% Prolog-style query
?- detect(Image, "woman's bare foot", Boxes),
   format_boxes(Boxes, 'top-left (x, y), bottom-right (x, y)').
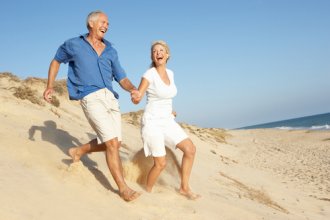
top-left (145, 185), bottom-right (153, 193)
top-left (120, 188), bottom-right (141, 202)
top-left (68, 147), bottom-right (82, 162)
top-left (179, 188), bottom-right (201, 200)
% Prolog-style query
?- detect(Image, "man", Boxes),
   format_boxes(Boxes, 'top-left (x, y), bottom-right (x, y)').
top-left (43, 10), bottom-right (140, 201)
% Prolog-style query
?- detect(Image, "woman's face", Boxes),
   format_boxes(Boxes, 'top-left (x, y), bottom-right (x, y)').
top-left (152, 44), bottom-right (169, 67)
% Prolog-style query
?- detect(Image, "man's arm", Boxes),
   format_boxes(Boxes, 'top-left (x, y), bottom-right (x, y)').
top-left (119, 77), bottom-right (137, 92)
top-left (43, 59), bottom-right (60, 103)
top-left (119, 77), bottom-right (141, 101)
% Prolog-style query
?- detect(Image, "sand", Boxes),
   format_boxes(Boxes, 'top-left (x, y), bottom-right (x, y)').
top-left (0, 73), bottom-right (329, 220)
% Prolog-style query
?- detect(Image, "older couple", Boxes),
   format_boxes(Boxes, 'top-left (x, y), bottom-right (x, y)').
top-left (44, 10), bottom-right (199, 201)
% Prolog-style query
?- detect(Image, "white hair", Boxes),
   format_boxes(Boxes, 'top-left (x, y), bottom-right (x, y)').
top-left (86, 10), bottom-right (105, 30)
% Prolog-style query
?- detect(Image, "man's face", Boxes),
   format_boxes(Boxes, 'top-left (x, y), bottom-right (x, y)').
top-left (90, 13), bottom-right (109, 39)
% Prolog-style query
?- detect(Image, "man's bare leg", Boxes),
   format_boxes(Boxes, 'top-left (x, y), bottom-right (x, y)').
top-left (104, 138), bottom-right (140, 201)
top-left (176, 138), bottom-right (200, 200)
top-left (68, 138), bottom-right (139, 201)
top-left (68, 138), bottom-right (105, 162)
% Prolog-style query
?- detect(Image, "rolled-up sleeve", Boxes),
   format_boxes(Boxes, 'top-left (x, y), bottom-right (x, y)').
top-left (110, 49), bottom-right (127, 82)
top-left (54, 40), bottom-right (73, 64)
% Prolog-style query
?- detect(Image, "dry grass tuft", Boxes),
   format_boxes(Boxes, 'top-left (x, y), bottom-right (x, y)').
top-left (219, 172), bottom-right (289, 213)
top-left (0, 72), bottom-right (21, 82)
top-left (13, 86), bottom-right (45, 106)
top-left (180, 123), bottom-right (229, 143)
top-left (122, 110), bottom-right (144, 126)
top-left (24, 77), bottom-right (47, 84)
top-left (53, 79), bottom-right (67, 96)
top-left (50, 95), bottom-right (60, 107)
top-left (23, 77), bottom-right (67, 96)
top-left (1, 73), bottom-right (64, 107)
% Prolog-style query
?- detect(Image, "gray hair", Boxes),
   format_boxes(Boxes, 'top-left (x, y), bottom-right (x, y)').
top-left (86, 10), bottom-right (105, 30)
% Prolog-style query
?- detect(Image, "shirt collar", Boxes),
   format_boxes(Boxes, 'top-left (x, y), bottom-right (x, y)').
top-left (80, 33), bottom-right (112, 47)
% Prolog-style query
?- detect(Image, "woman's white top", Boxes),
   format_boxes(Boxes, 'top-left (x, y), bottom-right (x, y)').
top-left (142, 67), bottom-right (177, 121)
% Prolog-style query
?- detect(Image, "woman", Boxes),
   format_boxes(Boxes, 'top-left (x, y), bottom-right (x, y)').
top-left (132, 40), bottom-right (200, 199)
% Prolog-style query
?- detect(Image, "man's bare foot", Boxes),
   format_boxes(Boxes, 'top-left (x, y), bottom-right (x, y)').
top-left (179, 188), bottom-right (201, 200)
top-left (68, 147), bottom-right (81, 162)
top-left (120, 188), bottom-right (141, 202)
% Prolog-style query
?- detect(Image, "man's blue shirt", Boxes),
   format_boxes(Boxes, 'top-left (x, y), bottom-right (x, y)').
top-left (54, 34), bottom-right (127, 100)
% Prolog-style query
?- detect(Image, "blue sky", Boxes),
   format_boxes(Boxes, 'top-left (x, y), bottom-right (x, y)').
top-left (1, 0), bottom-right (329, 128)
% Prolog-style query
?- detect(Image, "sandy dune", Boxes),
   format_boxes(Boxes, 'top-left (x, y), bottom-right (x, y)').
top-left (0, 73), bottom-right (329, 220)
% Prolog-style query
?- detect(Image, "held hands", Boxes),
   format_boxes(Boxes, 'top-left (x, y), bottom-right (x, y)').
top-left (172, 111), bottom-right (177, 117)
top-left (131, 89), bottom-right (141, 104)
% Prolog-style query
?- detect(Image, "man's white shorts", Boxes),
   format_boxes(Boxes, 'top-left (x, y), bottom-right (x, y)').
top-left (80, 88), bottom-right (121, 144)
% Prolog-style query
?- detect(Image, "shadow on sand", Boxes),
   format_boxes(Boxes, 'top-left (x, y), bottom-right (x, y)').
top-left (28, 120), bottom-right (116, 192)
